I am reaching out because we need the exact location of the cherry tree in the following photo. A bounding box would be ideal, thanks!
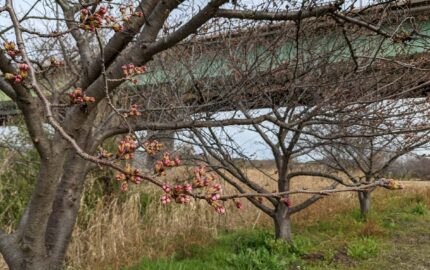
[0,0,425,269]
[175,1,430,241]
[313,99,430,218]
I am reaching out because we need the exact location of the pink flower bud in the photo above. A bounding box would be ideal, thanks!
[174,156,181,166]
[134,176,142,184]
[215,205,225,214]
[184,183,193,192]
[14,75,23,83]
[7,50,17,57]
[115,173,125,181]
[120,182,128,192]
[161,195,171,204]
[212,184,222,192]
[174,185,182,193]
[18,63,29,71]
[235,201,244,209]
[81,7,89,15]
[177,194,190,204]
[98,6,107,15]
[211,193,220,201]
[162,184,171,193]
[281,197,292,208]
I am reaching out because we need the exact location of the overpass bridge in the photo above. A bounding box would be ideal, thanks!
[1,0,430,123]
[126,0,430,114]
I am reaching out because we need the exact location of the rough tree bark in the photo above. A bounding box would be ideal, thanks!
[274,203,293,242]
[45,153,91,268]
[358,190,372,219]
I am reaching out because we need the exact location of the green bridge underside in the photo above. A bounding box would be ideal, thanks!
[134,20,430,88]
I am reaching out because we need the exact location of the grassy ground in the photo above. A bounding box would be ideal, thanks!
[125,191,430,270]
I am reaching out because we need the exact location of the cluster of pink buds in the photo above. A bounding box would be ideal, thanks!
[184,183,193,192]
[157,164,229,214]
[173,184,192,204]
[111,23,124,32]
[213,203,226,214]
[189,166,226,214]
[122,64,146,77]
[97,147,113,159]
[49,57,65,67]
[160,183,193,205]
[4,63,29,84]
[18,64,29,78]
[163,152,181,167]
[127,104,141,116]
[210,193,221,202]
[154,152,181,175]
[206,185,225,213]
[176,194,191,204]
[160,195,171,204]
[280,196,292,208]
[120,182,129,192]
[116,135,137,160]
[212,183,222,192]
[115,164,142,191]
[3,41,20,57]
[154,162,166,176]
[119,4,143,23]
[111,5,143,32]
[143,140,163,156]
[69,88,96,104]
[172,184,192,193]
[193,165,215,187]
[161,184,172,204]
[79,6,108,31]
[77,3,145,33]
[162,184,171,193]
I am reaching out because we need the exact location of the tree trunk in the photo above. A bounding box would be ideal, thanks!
[358,190,372,219]
[1,156,66,270]
[45,152,90,269]
[0,144,94,269]
[0,234,23,270]
[274,204,293,242]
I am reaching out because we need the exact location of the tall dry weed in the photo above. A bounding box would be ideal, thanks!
[1,167,429,270]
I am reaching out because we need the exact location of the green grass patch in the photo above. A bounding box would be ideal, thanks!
[411,202,428,216]
[346,237,379,260]
[126,192,430,270]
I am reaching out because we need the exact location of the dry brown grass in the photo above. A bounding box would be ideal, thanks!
[66,194,145,269]
[1,167,429,270]
[360,219,385,237]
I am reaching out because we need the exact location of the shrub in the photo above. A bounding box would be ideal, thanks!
[227,232,309,269]
[0,147,39,228]
[411,202,428,216]
[347,237,379,260]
